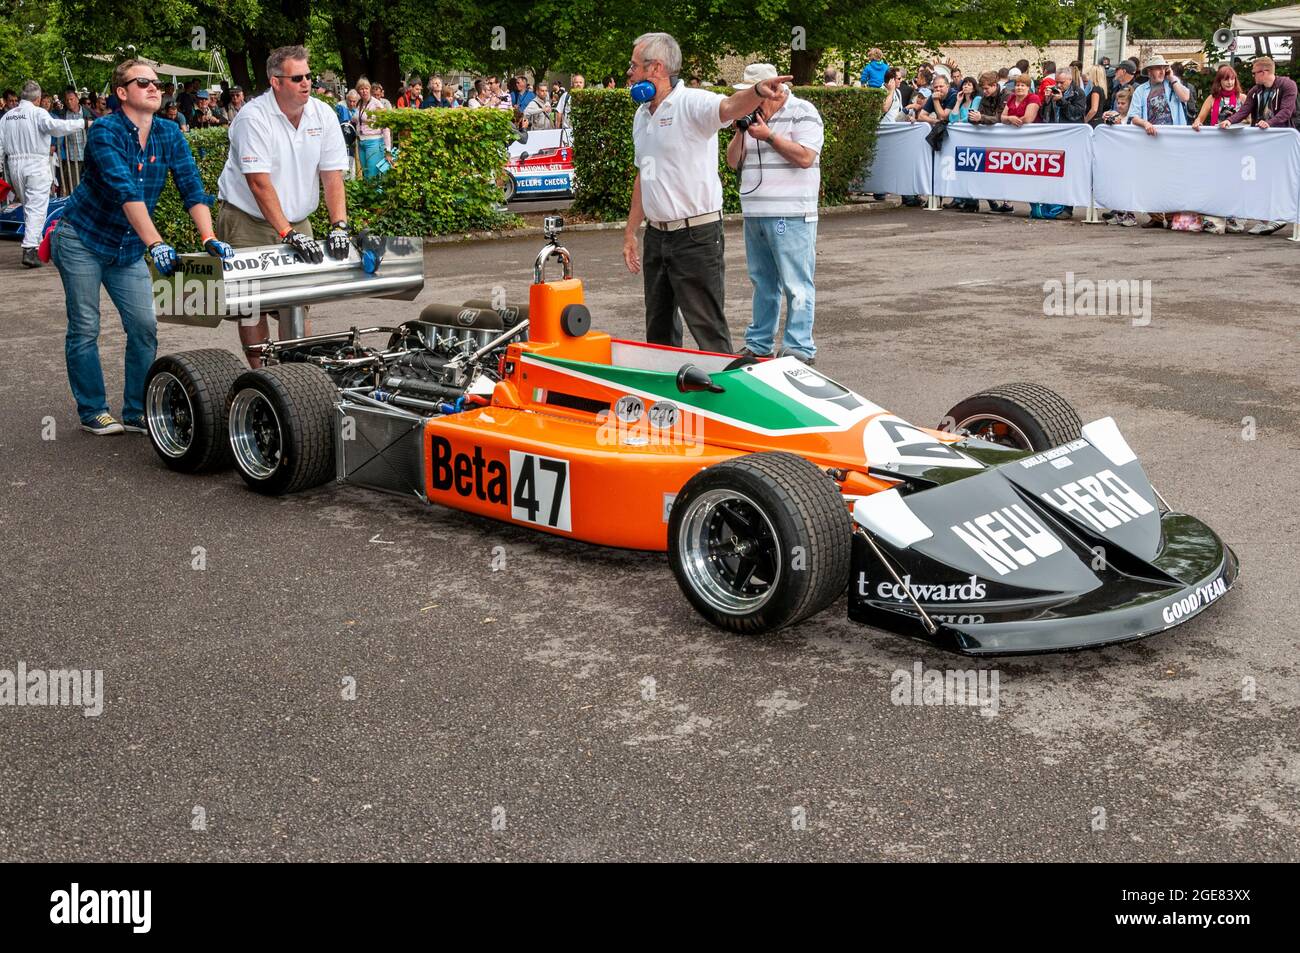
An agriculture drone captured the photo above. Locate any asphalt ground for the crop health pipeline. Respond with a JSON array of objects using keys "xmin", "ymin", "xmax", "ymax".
[{"xmin": 1, "ymin": 203, "xmax": 1297, "ymax": 862}]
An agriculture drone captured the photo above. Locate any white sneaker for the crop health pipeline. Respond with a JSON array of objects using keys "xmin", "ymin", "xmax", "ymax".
[
  {"xmin": 1202, "ymin": 220, "xmax": 1221, "ymax": 234},
  {"xmin": 80, "ymin": 413, "xmax": 124, "ymax": 435},
  {"xmin": 1248, "ymin": 220, "xmax": 1287, "ymax": 236}
]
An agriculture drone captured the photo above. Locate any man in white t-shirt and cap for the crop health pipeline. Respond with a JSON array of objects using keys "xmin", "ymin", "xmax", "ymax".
[
  {"xmin": 725, "ymin": 64, "xmax": 824, "ymax": 364},
  {"xmin": 216, "ymin": 44, "xmax": 351, "ymax": 365},
  {"xmin": 622, "ymin": 32, "xmax": 791, "ymax": 353}
]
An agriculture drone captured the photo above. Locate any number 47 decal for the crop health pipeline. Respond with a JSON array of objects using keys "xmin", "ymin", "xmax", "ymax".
[{"xmin": 509, "ymin": 451, "xmax": 572, "ymax": 531}]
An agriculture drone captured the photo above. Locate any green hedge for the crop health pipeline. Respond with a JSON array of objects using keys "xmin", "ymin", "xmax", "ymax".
[
  {"xmin": 569, "ymin": 86, "xmax": 883, "ymax": 221},
  {"xmin": 153, "ymin": 108, "xmax": 517, "ymax": 250}
]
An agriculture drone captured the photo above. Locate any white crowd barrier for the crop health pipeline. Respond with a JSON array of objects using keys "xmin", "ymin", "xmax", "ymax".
[
  {"xmin": 937, "ymin": 124, "xmax": 1093, "ymax": 207},
  {"xmin": 863, "ymin": 119, "xmax": 1300, "ymax": 226},
  {"xmin": 1093, "ymin": 125, "xmax": 1300, "ymax": 222},
  {"xmin": 854, "ymin": 122, "xmax": 932, "ymax": 197}
]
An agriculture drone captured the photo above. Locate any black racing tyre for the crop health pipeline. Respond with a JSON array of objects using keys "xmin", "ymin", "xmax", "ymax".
[
  {"xmin": 226, "ymin": 364, "xmax": 337, "ymax": 496},
  {"xmin": 668, "ymin": 451, "xmax": 852, "ymax": 634},
  {"xmin": 503, "ymin": 174, "xmax": 517, "ymax": 202},
  {"xmin": 943, "ymin": 382, "xmax": 1082, "ymax": 452},
  {"xmin": 144, "ymin": 349, "xmax": 244, "ymax": 473}
]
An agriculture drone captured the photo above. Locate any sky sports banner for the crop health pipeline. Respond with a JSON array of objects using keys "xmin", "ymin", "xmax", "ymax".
[
  {"xmin": 1093, "ymin": 125, "xmax": 1300, "ymax": 221},
  {"xmin": 936, "ymin": 124, "xmax": 1093, "ymax": 206},
  {"xmin": 855, "ymin": 121, "xmax": 933, "ymax": 198}
]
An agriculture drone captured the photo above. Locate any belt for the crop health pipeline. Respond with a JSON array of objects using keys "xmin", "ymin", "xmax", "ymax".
[{"xmin": 647, "ymin": 210, "xmax": 722, "ymax": 231}]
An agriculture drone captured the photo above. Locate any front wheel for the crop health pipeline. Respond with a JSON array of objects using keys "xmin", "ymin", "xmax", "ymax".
[
  {"xmin": 943, "ymin": 382, "xmax": 1081, "ymax": 452},
  {"xmin": 227, "ymin": 364, "xmax": 337, "ymax": 495},
  {"xmin": 668, "ymin": 452, "xmax": 852, "ymax": 634}
]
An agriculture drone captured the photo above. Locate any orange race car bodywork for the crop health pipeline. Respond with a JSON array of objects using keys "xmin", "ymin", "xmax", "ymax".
[
  {"xmin": 420, "ymin": 275, "xmax": 919, "ymax": 550},
  {"xmin": 145, "ymin": 229, "xmax": 1237, "ymax": 656}
]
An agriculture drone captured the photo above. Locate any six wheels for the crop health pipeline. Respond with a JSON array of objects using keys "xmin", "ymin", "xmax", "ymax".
[
  {"xmin": 668, "ymin": 451, "xmax": 852, "ymax": 634},
  {"xmin": 943, "ymin": 382, "xmax": 1081, "ymax": 452},
  {"xmin": 143, "ymin": 349, "xmax": 244, "ymax": 472}
]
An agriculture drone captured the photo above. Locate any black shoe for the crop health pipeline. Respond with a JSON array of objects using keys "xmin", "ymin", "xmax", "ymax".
[
  {"xmin": 942, "ymin": 200, "xmax": 962, "ymax": 210},
  {"xmin": 735, "ymin": 346, "xmax": 773, "ymax": 360},
  {"xmin": 21, "ymin": 247, "xmax": 40, "ymax": 268}
]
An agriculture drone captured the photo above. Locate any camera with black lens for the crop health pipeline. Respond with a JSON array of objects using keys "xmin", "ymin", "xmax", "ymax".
[{"xmin": 735, "ymin": 108, "xmax": 763, "ymax": 132}]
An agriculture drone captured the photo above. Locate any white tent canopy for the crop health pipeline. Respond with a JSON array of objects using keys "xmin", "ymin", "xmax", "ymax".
[
  {"xmin": 1233, "ymin": 5, "xmax": 1300, "ymax": 34},
  {"xmin": 83, "ymin": 53, "xmax": 213, "ymax": 78}
]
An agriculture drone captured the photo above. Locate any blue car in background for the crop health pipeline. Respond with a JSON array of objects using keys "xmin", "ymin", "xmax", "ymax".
[{"xmin": 0, "ymin": 194, "xmax": 68, "ymax": 240}]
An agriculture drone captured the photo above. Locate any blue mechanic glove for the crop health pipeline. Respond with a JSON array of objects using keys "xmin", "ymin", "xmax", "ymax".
[
  {"xmin": 203, "ymin": 236, "xmax": 234, "ymax": 259},
  {"xmin": 147, "ymin": 241, "xmax": 178, "ymax": 276}
]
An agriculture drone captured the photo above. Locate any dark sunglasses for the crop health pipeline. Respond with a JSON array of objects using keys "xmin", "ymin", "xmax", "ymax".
[
  {"xmin": 275, "ymin": 72, "xmax": 313, "ymax": 84},
  {"xmin": 127, "ymin": 78, "xmax": 164, "ymax": 90}
]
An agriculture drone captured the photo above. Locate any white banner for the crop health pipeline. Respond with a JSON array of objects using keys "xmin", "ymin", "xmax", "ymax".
[
  {"xmin": 855, "ymin": 121, "xmax": 933, "ymax": 196},
  {"xmin": 1092, "ymin": 125, "xmax": 1300, "ymax": 221},
  {"xmin": 936, "ymin": 124, "xmax": 1094, "ymax": 206}
]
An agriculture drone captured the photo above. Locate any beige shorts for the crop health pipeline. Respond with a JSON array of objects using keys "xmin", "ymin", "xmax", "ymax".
[{"xmin": 215, "ymin": 203, "xmax": 313, "ymax": 327}]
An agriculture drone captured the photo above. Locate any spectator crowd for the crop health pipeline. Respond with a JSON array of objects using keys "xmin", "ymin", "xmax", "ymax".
[
  {"xmin": 853, "ymin": 49, "xmax": 1299, "ymax": 235},
  {"xmin": 4, "ymin": 49, "xmax": 1298, "ymax": 231}
]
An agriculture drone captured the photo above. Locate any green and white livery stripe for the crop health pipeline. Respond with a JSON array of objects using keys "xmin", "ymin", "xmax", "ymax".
[{"xmin": 523, "ymin": 353, "xmax": 885, "ymax": 435}]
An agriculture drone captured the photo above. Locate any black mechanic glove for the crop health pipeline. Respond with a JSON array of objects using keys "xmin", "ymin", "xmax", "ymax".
[
  {"xmin": 325, "ymin": 221, "xmax": 351, "ymax": 261},
  {"xmin": 281, "ymin": 228, "xmax": 323, "ymax": 264}
]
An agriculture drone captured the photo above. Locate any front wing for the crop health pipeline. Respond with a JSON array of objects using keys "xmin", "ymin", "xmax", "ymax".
[{"xmin": 847, "ymin": 419, "xmax": 1239, "ymax": 656}]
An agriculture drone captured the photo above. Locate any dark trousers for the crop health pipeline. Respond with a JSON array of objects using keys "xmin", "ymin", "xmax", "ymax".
[{"xmin": 642, "ymin": 220, "xmax": 732, "ymax": 353}]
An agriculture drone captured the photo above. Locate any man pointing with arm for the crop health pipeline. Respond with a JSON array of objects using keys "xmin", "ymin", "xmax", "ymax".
[
  {"xmin": 216, "ymin": 45, "xmax": 351, "ymax": 366},
  {"xmin": 623, "ymin": 32, "xmax": 790, "ymax": 353}
]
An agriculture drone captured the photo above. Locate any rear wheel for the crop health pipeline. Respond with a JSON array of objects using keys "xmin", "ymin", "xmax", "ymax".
[
  {"xmin": 943, "ymin": 382, "xmax": 1081, "ymax": 452},
  {"xmin": 144, "ymin": 349, "xmax": 244, "ymax": 472},
  {"xmin": 668, "ymin": 452, "xmax": 851, "ymax": 634},
  {"xmin": 227, "ymin": 364, "xmax": 337, "ymax": 495}
]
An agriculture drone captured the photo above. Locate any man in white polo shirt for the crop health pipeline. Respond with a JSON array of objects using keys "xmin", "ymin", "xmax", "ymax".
[
  {"xmin": 622, "ymin": 32, "xmax": 790, "ymax": 353},
  {"xmin": 216, "ymin": 44, "xmax": 351, "ymax": 366},
  {"xmin": 725, "ymin": 63, "xmax": 824, "ymax": 364}
]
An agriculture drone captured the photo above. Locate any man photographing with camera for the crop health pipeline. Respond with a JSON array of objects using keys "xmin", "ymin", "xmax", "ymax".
[
  {"xmin": 724, "ymin": 63, "xmax": 823, "ymax": 364},
  {"xmin": 622, "ymin": 32, "xmax": 791, "ymax": 353},
  {"xmin": 216, "ymin": 44, "xmax": 351, "ymax": 366}
]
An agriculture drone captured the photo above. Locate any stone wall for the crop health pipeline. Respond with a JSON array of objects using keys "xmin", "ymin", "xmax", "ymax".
[{"xmin": 721, "ymin": 39, "xmax": 1207, "ymax": 86}]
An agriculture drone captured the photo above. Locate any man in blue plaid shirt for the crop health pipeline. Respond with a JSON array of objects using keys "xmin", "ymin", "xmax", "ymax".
[{"xmin": 51, "ymin": 59, "xmax": 233, "ymax": 435}]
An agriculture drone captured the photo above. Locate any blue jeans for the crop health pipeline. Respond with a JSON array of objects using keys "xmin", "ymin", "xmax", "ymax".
[
  {"xmin": 742, "ymin": 215, "xmax": 817, "ymax": 358},
  {"xmin": 51, "ymin": 221, "xmax": 157, "ymax": 423}
]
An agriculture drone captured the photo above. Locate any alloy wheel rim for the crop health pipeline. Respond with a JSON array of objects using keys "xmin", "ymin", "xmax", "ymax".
[
  {"xmin": 678, "ymin": 488, "xmax": 782, "ymax": 614},
  {"xmin": 229, "ymin": 388, "xmax": 283, "ymax": 479},
  {"xmin": 146, "ymin": 372, "xmax": 194, "ymax": 458}
]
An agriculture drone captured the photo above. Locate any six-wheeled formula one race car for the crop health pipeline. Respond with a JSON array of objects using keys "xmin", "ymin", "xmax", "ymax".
[{"xmin": 142, "ymin": 220, "xmax": 1237, "ymax": 655}]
